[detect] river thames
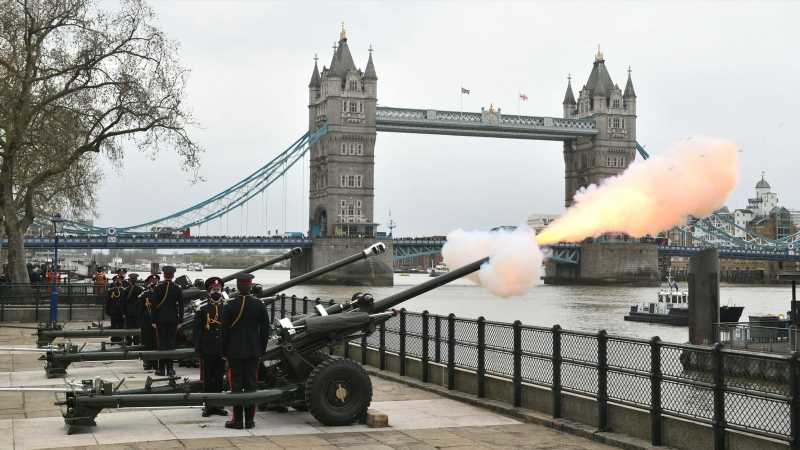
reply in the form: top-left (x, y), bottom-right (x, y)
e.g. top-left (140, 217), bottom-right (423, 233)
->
top-left (154, 268), bottom-right (795, 344)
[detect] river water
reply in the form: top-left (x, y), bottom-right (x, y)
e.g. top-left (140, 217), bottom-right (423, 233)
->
top-left (159, 268), bottom-right (795, 344)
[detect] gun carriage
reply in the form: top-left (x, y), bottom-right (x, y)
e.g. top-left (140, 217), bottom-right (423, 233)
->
top-left (57, 255), bottom-right (488, 434)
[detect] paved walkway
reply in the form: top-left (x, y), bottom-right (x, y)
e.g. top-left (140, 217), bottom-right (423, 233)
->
top-left (0, 323), bottom-right (615, 450)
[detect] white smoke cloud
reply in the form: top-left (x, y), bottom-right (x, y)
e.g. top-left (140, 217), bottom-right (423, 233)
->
top-left (442, 225), bottom-right (542, 297)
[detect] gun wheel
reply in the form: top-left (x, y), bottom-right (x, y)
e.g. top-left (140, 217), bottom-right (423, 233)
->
top-left (305, 357), bottom-right (371, 426)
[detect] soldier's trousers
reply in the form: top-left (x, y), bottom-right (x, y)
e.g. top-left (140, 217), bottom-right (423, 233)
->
top-left (109, 316), bottom-right (125, 342)
top-left (200, 355), bottom-right (226, 393)
top-left (125, 316), bottom-right (140, 346)
top-left (155, 322), bottom-right (177, 373)
top-left (228, 358), bottom-right (258, 423)
top-left (140, 321), bottom-right (156, 370)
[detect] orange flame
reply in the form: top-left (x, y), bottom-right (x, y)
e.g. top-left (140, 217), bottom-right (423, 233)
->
top-left (536, 138), bottom-right (739, 245)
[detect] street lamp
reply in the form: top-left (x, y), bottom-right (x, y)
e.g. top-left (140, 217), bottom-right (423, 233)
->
top-left (49, 213), bottom-right (65, 325)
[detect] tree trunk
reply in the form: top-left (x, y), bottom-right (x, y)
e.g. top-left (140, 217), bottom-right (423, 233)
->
top-left (4, 221), bottom-right (30, 284)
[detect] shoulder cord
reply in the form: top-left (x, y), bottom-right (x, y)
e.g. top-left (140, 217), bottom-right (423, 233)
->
top-left (154, 281), bottom-right (170, 310)
top-left (110, 288), bottom-right (121, 300)
top-left (230, 296), bottom-right (247, 328)
top-left (205, 304), bottom-right (222, 330)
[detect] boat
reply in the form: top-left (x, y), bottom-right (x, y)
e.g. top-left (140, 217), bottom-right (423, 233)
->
top-left (624, 273), bottom-right (744, 326)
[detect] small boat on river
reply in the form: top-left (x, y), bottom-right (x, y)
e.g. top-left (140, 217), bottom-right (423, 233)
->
top-left (624, 273), bottom-right (744, 326)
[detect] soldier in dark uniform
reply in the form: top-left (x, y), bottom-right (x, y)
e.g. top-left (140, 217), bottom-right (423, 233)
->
top-left (140, 274), bottom-right (160, 370)
top-left (222, 273), bottom-right (269, 429)
top-left (152, 266), bottom-right (184, 376)
top-left (122, 273), bottom-right (144, 346)
top-left (105, 278), bottom-right (126, 341)
top-left (193, 276), bottom-right (228, 417)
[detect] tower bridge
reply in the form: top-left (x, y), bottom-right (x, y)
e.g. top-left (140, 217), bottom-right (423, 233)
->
top-left (9, 27), bottom-right (800, 286)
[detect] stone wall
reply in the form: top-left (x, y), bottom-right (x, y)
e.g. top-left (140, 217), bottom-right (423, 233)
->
top-left (289, 237), bottom-right (393, 286)
top-left (578, 242), bottom-right (659, 286)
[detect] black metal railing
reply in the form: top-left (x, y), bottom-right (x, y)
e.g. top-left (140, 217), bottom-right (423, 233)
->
top-left (268, 294), bottom-right (798, 449)
top-left (716, 322), bottom-right (799, 354)
top-left (0, 283), bottom-right (104, 321)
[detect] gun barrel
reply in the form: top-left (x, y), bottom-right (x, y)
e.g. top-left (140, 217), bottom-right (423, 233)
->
top-left (261, 243), bottom-right (386, 297)
top-left (367, 257), bottom-right (489, 313)
top-left (220, 247), bottom-right (303, 284)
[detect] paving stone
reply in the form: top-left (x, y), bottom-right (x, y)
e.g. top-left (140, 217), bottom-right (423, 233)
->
top-left (321, 432), bottom-right (380, 446)
top-left (268, 434), bottom-right (331, 447)
top-left (179, 437), bottom-right (233, 449)
top-left (131, 440), bottom-right (184, 449)
top-left (227, 436), bottom-right (281, 449)
top-left (367, 431), bottom-right (419, 445)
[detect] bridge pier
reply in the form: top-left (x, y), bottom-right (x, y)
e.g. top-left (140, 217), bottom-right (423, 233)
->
top-left (544, 242), bottom-right (659, 286)
top-left (290, 238), bottom-right (394, 286)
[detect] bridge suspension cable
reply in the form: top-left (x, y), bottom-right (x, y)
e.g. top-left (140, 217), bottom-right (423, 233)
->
top-left (53, 125), bottom-right (328, 236)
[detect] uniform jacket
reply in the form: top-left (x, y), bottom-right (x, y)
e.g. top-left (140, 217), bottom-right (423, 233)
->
top-left (222, 294), bottom-right (269, 359)
top-left (105, 286), bottom-right (126, 317)
top-left (151, 280), bottom-right (184, 324)
top-left (194, 300), bottom-right (225, 355)
top-left (122, 284), bottom-right (145, 319)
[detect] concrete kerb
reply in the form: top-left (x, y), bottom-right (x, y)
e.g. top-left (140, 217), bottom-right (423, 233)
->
top-left (362, 365), bottom-right (671, 450)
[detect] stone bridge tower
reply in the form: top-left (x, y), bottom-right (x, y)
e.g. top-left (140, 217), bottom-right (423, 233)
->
top-left (561, 48), bottom-right (637, 206)
top-left (294, 27), bottom-right (393, 286)
top-left (307, 27), bottom-right (377, 238)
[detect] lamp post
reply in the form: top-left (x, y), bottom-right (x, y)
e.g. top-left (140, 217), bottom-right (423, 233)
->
top-left (49, 213), bottom-right (64, 325)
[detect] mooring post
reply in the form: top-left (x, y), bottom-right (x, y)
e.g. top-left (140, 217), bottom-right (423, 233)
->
top-left (477, 316), bottom-right (486, 398)
top-left (650, 336), bottom-right (663, 446)
top-left (447, 313), bottom-right (456, 390)
top-left (552, 325), bottom-right (562, 419)
top-left (513, 320), bottom-right (522, 407)
top-left (597, 329), bottom-right (609, 431)
top-left (712, 343), bottom-right (726, 450)
top-left (279, 295), bottom-right (286, 319)
top-left (302, 296), bottom-right (308, 314)
top-left (399, 308), bottom-right (407, 376)
top-left (421, 311), bottom-right (430, 383)
top-left (290, 295), bottom-right (297, 316)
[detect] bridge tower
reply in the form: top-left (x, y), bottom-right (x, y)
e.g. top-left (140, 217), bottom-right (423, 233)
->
top-left (562, 48), bottom-right (637, 206)
top-left (308, 27), bottom-right (377, 238)
top-left (295, 27), bottom-right (393, 286)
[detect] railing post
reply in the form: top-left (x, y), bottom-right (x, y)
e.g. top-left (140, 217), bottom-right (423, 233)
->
top-left (360, 333), bottom-right (367, 365)
top-left (422, 311), bottom-right (430, 383)
top-left (650, 336), bottom-right (663, 446)
top-left (712, 343), bottom-right (726, 450)
top-left (791, 352), bottom-right (800, 449)
top-left (597, 330), bottom-right (609, 431)
top-left (379, 320), bottom-right (386, 370)
top-left (302, 296), bottom-right (308, 314)
top-left (399, 309), bottom-right (407, 376)
top-left (434, 315), bottom-right (442, 363)
top-left (280, 295), bottom-right (286, 319)
top-left (35, 293), bottom-right (40, 322)
top-left (477, 316), bottom-right (486, 398)
top-left (513, 320), bottom-right (522, 407)
top-left (290, 295), bottom-right (297, 316)
top-left (68, 297), bottom-right (73, 321)
top-left (552, 325), bottom-right (562, 418)
top-left (270, 299), bottom-right (276, 322)
top-left (448, 313), bottom-right (456, 390)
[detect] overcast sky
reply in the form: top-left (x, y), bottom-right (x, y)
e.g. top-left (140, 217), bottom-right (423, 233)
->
top-left (95, 1), bottom-right (800, 237)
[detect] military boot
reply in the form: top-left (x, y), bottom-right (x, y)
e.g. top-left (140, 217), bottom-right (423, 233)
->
top-left (225, 406), bottom-right (243, 429)
top-left (244, 405), bottom-right (256, 429)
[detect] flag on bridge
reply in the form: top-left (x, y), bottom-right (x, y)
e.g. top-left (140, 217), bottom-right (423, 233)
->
top-left (519, 93), bottom-right (528, 101)
top-left (461, 87), bottom-right (470, 95)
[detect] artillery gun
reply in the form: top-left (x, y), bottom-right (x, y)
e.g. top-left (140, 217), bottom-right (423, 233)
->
top-left (42, 244), bottom-right (388, 378)
top-left (57, 255), bottom-right (488, 433)
top-left (31, 248), bottom-right (304, 349)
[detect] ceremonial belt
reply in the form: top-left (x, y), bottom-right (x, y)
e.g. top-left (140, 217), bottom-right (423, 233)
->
top-left (154, 281), bottom-right (170, 310)
top-left (230, 296), bottom-right (247, 328)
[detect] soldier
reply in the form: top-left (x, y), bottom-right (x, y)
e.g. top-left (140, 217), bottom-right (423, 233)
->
top-left (222, 273), bottom-right (269, 429)
top-left (122, 273), bottom-right (144, 346)
top-left (105, 277), bottom-right (126, 341)
top-left (152, 266), bottom-right (184, 376)
top-left (140, 274), bottom-right (160, 371)
top-left (193, 276), bottom-right (228, 417)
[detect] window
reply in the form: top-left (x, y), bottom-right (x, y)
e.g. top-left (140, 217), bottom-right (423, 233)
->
top-left (340, 143), bottom-right (346, 155)
top-left (356, 200), bottom-right (362, 216)
top-left (349, 144), bottom-right (355, 155)
top-left (612, 99), bottom-right (620, 108)
top-left (348, 175), bottom-right (355, 187)
top-left (356, 175), bottom-right (363, 188)
top-left (350, 102), bottom-right (357, 113)
top-left (342, 101), bottom-right (347, 113)
top-left (340, 175), bottom-right (346, 187)
top-left (357, 143), bottom-right (364, 155)
top-left (349, 80), bottom-right (358, 91)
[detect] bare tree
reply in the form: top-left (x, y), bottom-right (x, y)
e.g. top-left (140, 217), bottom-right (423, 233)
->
top-left (0, 0), bottom-right (201, 282)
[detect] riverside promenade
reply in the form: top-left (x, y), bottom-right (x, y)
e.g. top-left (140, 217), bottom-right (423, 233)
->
top-left (0, 323), bottom-right (615, 450)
